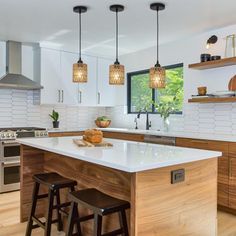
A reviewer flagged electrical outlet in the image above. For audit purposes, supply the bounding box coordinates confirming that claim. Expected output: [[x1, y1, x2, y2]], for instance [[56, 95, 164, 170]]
[[171, 169, 185, 184]]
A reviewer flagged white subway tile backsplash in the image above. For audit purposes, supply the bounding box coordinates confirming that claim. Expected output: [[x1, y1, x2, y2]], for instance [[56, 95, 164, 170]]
[[0, 89, 106, 129], [105, 102, 236, 135]]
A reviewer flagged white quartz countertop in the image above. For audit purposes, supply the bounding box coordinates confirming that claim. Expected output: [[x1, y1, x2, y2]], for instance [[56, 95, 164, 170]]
[[18, 136, 221, 173], [47, 127, 236, 142]]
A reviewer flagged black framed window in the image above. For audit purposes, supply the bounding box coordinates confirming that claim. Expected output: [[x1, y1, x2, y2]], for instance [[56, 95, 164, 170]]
[[127, 63, 184, 114]]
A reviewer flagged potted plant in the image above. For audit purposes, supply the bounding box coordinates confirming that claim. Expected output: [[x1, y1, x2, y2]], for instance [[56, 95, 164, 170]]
[[49, 110, 59, 128], [154, 98, 177, 132]]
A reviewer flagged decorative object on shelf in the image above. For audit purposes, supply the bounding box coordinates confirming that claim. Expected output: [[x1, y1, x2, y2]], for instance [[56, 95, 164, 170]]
[[149, 3, 166, 89], [211, 55, 221, 61], [95, 116, 111, 128], [198, 86, 207, 96], [49, 110, 59, 128], [206, 35, 218, 49], [154, 99, 177, 132], [228, 75, 236, 91], [109, 4, 125, 85], [73, 6, 88, 83], [200, 53, 211, 62], [225, 34, 236, 58]]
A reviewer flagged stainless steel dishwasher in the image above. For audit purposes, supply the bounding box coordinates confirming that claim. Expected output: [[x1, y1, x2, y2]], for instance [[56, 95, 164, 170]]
[[144, 135, 176, 146]]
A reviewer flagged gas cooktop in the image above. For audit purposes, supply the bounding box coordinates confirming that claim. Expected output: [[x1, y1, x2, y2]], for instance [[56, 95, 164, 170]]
[[0, 127, 48, 140]]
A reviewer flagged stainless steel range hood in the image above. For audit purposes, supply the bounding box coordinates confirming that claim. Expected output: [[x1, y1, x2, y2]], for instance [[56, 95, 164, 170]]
[[0, 41, 43, 90]]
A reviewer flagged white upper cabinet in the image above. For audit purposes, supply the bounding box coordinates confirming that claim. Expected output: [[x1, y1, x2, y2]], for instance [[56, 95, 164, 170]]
[[60, 51, 79, 105], [40, 48, 63, 104], [97, 58, 124, 106], [35, 47, 124, 106], [78, 55, 97, 106]]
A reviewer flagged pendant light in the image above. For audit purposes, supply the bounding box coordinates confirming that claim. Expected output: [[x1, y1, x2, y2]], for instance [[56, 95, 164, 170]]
[[109, 5, 125, 85], [73, 6, 88, 83], [149, 3, 166, 89]]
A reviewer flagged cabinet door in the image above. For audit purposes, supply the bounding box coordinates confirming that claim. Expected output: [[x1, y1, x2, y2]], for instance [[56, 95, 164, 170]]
[[228, 143, 236, 209], [78, 55, 97, 106], [176, 138, 228, 207], [97, 58, 124, 106], [61, 51, 79, 105], [40, 48, 62, 104]]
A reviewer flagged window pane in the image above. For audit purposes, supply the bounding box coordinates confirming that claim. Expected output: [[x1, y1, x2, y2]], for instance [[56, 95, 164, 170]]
[[155, 66, 184, 112], [130, 73, 152, 112]]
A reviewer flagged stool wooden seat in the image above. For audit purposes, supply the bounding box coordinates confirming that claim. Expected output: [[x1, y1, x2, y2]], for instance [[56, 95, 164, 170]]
[[66, 188, 130, 236], [25, 172, 77, 236]]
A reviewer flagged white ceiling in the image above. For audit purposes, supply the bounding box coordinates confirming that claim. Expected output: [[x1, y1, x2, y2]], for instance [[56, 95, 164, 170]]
[[0, 0, 236, 58]]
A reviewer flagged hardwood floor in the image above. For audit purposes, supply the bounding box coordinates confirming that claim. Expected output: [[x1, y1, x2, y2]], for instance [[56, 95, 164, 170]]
[[0, 191, 236, 235]]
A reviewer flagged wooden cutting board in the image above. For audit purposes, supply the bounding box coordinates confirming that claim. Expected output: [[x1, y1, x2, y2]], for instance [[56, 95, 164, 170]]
[[73, 139, 113, 147], [228, 75, 236, 91]]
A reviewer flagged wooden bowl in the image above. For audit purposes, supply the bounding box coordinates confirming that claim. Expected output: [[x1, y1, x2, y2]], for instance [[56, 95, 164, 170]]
[[198, 86, 207, 96], [95, 120, 111, 128]]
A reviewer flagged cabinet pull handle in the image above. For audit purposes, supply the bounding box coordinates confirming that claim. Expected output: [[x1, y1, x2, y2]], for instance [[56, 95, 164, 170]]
[[58, 90, 61, 103], [79, 91, 82, 104], [98, 92, 101, 104], [61, 90, 64, 103]]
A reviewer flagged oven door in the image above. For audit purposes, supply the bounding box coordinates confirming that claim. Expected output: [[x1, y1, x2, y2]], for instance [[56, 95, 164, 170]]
[[1, 141, 20, 161], [0, 160, 20, 193]]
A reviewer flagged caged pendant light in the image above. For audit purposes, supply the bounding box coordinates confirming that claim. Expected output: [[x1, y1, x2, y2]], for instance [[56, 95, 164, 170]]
[[109, 5, 125, 85], [149, 3, 166, 89], [73, 6, 88, 83]]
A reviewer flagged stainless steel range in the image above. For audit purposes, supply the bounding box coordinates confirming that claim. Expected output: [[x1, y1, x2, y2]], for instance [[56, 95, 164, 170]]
[[0, 127, 48, 193]]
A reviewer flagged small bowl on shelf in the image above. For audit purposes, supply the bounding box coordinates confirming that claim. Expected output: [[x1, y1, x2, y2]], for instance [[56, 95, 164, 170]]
[[95, 120, 111, 128]]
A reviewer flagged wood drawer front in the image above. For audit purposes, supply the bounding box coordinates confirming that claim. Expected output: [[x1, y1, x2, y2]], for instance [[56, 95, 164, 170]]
[[176, 138, 228, 154], [49, 131, 84, 137], [103, 132, 144, 142]]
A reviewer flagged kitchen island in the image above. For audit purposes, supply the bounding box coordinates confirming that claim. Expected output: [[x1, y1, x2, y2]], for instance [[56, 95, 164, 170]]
[[19, 136, 221, 236]]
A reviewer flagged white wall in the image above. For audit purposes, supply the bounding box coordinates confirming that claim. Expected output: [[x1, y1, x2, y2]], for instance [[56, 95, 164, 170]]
[[106, 24, 236, 134]]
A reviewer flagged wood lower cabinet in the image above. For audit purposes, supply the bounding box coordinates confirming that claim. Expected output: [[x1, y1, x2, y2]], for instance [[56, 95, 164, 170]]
[[176, 138, 229, 208], [48, 131, 84, 137], [102, 131, 144, 142], [228, 143, 236, 210]]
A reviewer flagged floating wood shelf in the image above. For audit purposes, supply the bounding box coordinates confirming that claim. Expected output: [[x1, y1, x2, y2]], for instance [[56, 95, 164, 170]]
[[188, 97, 236, 103], [188, 57, 236, 70]]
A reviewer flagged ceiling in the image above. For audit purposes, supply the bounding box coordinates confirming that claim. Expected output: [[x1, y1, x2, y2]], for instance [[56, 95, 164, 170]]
[[0, 0, 236, 58]]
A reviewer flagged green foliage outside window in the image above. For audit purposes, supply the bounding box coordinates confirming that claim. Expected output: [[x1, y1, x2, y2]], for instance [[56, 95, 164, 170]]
[[128, 64, 184, 113]]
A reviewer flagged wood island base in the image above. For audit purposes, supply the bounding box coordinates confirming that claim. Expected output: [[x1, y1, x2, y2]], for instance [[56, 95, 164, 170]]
[[21, 144, 217, 236]]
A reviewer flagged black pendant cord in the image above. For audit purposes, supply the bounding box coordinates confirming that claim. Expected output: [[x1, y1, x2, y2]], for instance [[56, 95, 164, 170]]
[[115, 9, 119, 64], [78, 11, 82, 63], [155, 9, 160, 67]]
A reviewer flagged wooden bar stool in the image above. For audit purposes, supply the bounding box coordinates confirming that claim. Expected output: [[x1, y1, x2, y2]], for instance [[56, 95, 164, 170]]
[[25, 172, 77, 236], [66, 188, 130, 236]]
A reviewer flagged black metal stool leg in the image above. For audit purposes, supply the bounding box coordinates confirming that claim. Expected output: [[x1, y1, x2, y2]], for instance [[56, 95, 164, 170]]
[[55, 189, 63, 231], [44, 189, 54, 236], [119, 210, 129, 236], [94, 214, 102, 236], [25, 182, 40, 236]]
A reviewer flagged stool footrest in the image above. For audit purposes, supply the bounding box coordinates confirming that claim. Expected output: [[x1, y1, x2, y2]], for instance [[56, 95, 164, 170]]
[[53, 201, 71, 209], [102, 228, 123, 236], [78, 214, 94, 222], [36, 193, 48, 199], [32, 216, 45, 229]]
